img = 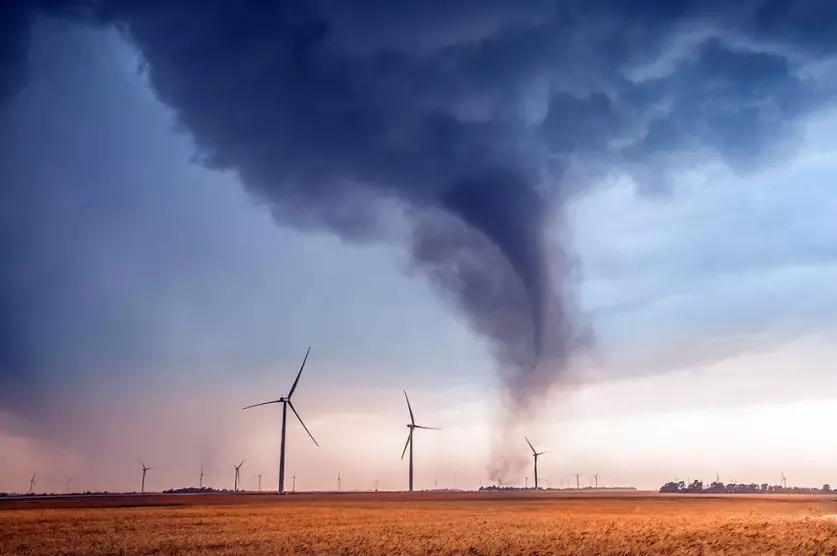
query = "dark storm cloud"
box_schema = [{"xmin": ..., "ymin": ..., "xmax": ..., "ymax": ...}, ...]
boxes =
[{"xmin": 1, "ymin": 0, "xmax": 836, "ymax": 417}]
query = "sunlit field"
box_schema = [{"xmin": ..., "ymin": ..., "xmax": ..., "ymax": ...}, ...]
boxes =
[{"xmin": 3, "ymin": 491, "xmax": 837, "ymax": 555}]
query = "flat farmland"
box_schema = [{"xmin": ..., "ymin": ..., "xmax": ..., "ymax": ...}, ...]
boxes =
[{"xmin": 3, "ymin": 491, "xmax": 837, "ymax": 555}]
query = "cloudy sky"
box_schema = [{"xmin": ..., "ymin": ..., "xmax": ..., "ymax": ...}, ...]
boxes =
[{"xmin": 2, "ymin": 1, "xmax": 837, "ymax": 493}]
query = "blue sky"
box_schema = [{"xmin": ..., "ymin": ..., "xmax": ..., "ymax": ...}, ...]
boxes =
[{"xmin": 2, "ymin": 8, "xmax": 837, "ymax": 493}]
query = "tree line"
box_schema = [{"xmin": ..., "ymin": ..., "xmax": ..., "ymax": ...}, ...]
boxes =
[{"xmin": 659, "ymin": 480, "xmax": 832, "ymax": 494}]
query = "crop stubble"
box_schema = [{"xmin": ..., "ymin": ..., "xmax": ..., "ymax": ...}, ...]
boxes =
[{"xmin": 2, "ymin": 491, "xmax": 837, "ymax": 555}]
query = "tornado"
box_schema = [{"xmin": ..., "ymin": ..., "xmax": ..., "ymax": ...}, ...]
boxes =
[{"xmin": 2, "ymin": 1, "xmax": 835, "ymax": 447}]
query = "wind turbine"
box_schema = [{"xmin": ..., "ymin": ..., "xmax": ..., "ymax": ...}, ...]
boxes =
[
  {"xmin": 66, "ymin": 477, "xmax": 72, "ymax": 493},
  {"xmin": 28, "ymin": 472, "xmax": 36, "ymax": 494},
  {"xmin": 574, "ymin": 472, "xmax": 581, "ymax": 490},
  {"xmin": 401, "ymin": 390, "xmax": 440, "ymax": 492},
  {"xmin": 199, "ymin": 467, "xmax": 204, "ymax": 489},
  {"xmin": 243, "ymin": 347, "xmax": 319, "ymax": 494},
  {"xmin": 291, "ymin": 473, "xmax": 296, "ymax": 493},
  {"xmin": 257, "ymin": 473, "xmax": 263, "ymax": 492},
  {"xmin": 592, "ymin": 473, "xmax": 599, "ymax": 488},
  {"xmin": 234, "ymin": 460, "xmax": 244, "ymax": 492},
  {"xmin": 337, "ymin": 472, "xmax": 341, "ymax": 491},
  {"xmin": 781, "ymin": 473, "xmax": 787, "ymax": 489},
  {"xmin": 525, "ymin": 437, "xmax": 547, "ymax": 489},
  {"xmin": 140, "ymin": 460, "xmax": 152, "ymax": 493}
]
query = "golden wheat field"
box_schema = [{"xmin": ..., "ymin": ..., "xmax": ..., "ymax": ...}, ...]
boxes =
[{"xmin": 2, "ymin": 490, "xmax": 837, "ymax": 555}]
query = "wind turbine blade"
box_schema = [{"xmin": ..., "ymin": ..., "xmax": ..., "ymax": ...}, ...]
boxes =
[
  {"xmin": 413, "ymin": 425, "xmax": 440, "ymax": 430},
  {"xmin": 404, "ymin": 390, "xmax": 415, "ymax": 425},
  {"xmin": 242, "ymin": 399, "xmax": 282, "ymax": 410},
  {"xmin": 536, "ymin": 451, "xmax": 548, "ymax": 456},
  {"xmin": 287, "ymin": 346, "xmax": 311, "ymax": 399},
  {"xmin": 288, "ymin": 400, "xmax": 319, "ymax": 447},
  {"xmin": 140, "ymin": 459, "xmax": 146, "ymax": 468},
  {"xmin": 400, "ymin": 430, "xmax": 412, "ymax": 460},
  {"xmin": 525, "ymin": 436, "xmax": 536, "ymax": 454}
]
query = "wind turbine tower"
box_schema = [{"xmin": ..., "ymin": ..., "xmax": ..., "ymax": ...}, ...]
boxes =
[
  {"xmin": 234, "ymin": 460, "xmax": 244, "ymax": 492},
  {"xmin": 781, "ymin": 473, "xmax": 787, "ymax": 489},
  {"xmin": 292, "ymin": 473, "xmax": 296, "ymax": 493},
  {"xmin": 592, "ymin": 473, "xmax": 599, "ymax": 488},
  {"xmin": 525, "ymin": 437, "xmax": 547, "ymax": 489},
  {"xmin": 28, "ymin": 472, "xmax": 36, "ymax": 495},
  {"xmin": 140, "ymin": 461, "xmax": 152, "ymax": 493},
  {"xmin": 67, "ymin": 477, "xmax": 72, "ymax": 493},
  {"xmin": 337, "ymin": 473, "xmax": 341, "ymax": 491},
  {"xmin": 243, "ymin": 347, "xmax": 319, "ymax": 494},
  {"xmin": 200, "ymin": 468, "xmax": 204, "ymax": 489},
  {"xmin": 401, "ymin": 390, "xmax": 440, "ymax": 492},
  {"xmin": 574, "ymin": 473, "xmax": 581, "ymax": 490},
  {"xmin": 257, "ymin": 473, "xmax": 263, "ymax": 492}
]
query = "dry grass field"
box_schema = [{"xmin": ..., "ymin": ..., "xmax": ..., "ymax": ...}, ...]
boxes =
[{"xmin": 3, "ymin": 490, "xmax": 837, "ymax": 555}]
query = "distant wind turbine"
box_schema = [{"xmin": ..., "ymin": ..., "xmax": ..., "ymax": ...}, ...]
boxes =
[
  {"xmin": 28, "ymin": 472, "xmax": 36, "ymax": 495},
  {"xmin": 574, "ymin": 472, "xmax": 581, "ymax": 490},
  {"xmin": 257, "ymin": 473, "xmax": 263, "ymax": 492},
  {"xmin": 200, "ymin": 467, "xmax": 204, "ymax": 489},
  {"xmin": 243, "ymin": 347, "xmax": 319, "ymax": 494},
  {"xmin": 592, "ymin": 473, "xmax": 599, "ymax": 488},
  {"xmin": 337, "ymin": 472, "xmax": 341, "ymax": 491},
  {"xmin": 781, "ymin": 473, "xmax": 787, "ymax": 489},
  {"xmin": 525, "ymin": 437, "xmax": 547, "ymax": 490},
  {"xmin": 234, "ymin": 460, "xmax": 244, "ymax": 492},
  {"xmin": 140, "ymin": 460, "xmax": 152, "ymax": 494},
  {"xmin": 66, "ymin": 477, "xmax": 72, "ymax": 493},
  {"xmin": 401, "ymin": 390, "xmax": 440, "ymax": 492},
  {"xmin": 292, "ymin": 473, "xmax": 296, "ymax": 493}
]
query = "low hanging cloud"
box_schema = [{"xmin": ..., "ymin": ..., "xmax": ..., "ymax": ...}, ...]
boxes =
[{"xmin": 1, "ymin": 0, "xmax": 836, "ymax": 439}]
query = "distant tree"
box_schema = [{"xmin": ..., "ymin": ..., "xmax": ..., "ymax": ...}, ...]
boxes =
[
  {"xmin": 659, "ymin": 482, "xmax": 681, "ymax": 493},
  {"xmin": 823, "ymin": 484, "xmax": 831, "ymax": 492},
  {"xmin": 706, "ymin": 481, "xmax": 724, "ymax": 493}
]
